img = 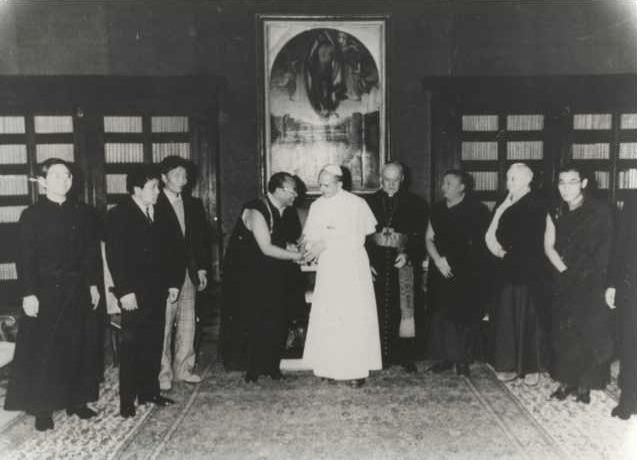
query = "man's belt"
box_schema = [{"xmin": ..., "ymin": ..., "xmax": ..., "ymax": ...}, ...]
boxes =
[{"xmin": 371, "ymin": 231, "xmax": 407, "ymax": 249}]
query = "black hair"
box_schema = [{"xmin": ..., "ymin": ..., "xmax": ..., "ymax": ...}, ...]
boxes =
[
  {"xmin": 267, "ymin": 172, "xmax": 295, "ymax": 193},
  {"xmin": 556, "ymin": 162, "xmax": 597, "ymax": 190},
  {"xmin": 159, "ymin": 155, "xmax": 190, "ymax": 176},
  {"xmin": 443, "ymin": 168, "xmax": 474, "ymax": 194},
  {"xmin": 37, "ymin": 157, "xmax": 72, "ymax": 178},
  {"xmin": 126, "ymin": 164, "xmax": 160, "ymax": 194}
]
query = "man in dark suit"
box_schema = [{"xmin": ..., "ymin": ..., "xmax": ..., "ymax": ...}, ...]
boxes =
[
  {"xmin": 155, "ymin": 156, "xmax": 211, "ymax": 390},
  {"xmin": 105, "ymin": 164, "xmax": 182, "ymax": 418},
  {"xmin": 606, "ymin": 194, "xmax": 637, "ymax": 420}
]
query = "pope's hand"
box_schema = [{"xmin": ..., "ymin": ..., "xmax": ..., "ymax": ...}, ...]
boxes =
[{"xmin": 304, "ymin": 240, "xmax": 326, "ymax": 263}]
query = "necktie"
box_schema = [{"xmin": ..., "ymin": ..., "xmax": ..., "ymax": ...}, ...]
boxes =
[
  {"xmin": 173, "ymin": 195, "xmax": 186, "ymax": 235},
  {"xmin": 145, "ymin": 206, "xmax": 153, "ymax": 224}
]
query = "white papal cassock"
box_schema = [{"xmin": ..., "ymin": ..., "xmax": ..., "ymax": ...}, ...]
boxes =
[{"xmin": 302, "ymin": 189, "xmax": 382, "ymax": 380}]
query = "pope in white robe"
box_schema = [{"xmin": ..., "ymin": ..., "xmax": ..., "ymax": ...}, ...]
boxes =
[{"xmin": 302, "ymin": 165, "xmax": 382, "ymax": 383}]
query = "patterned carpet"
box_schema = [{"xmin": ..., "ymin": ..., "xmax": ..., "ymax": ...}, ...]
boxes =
[{"xmin": 0, "ymin": 338, "xmax": 635, "ymax": 459}]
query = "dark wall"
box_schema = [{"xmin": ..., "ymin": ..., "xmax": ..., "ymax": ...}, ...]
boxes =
[{"xmin": 1, "ymin": 0, "xmax": 635, "ymax": 237}]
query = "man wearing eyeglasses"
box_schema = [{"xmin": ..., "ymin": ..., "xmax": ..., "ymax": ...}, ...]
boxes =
[{"xmin": 220, "ymin": 172, "xmax": 304, "ymax": 383}]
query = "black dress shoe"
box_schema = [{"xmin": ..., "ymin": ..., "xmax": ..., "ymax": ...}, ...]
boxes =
[
  {"xmin": 268, "ymin": 370, "xmax": 285, "ymax": 380},
  {"xmin": 575, "ymin": 390, "xmax": 590, "ymax": 404},
  {"xmin": 66, "ymin": 405, "xmax": 98, "ymax": 419},
  {"xmin": 348, "ymin": 378, "xmax": 366, "ymax": 388},
  {"xmin": 244, "ymin": 373, "xmax": 258, "ymax": 383},
  {"xmin": 550, "ymin": 385, "xmax": 576, "ymax": 401},
  {"xmin": 611, "ymin": 403, "xmax": 637, "ymax": 420},
  {"xmin": 402, "ymin": 362, "xmax": 417, "ymax": 374},
  {"xmin": 139, "ymin": 395, "xmax": 175, "ymax": 406},
  {"xmin": 456, "ymin": 363, "xmax": 470, "ymax": 377},
  {"xmin": 35, "ymin": 415, "xmax": 54, "ymax": 432},
  {"xmin": 120, "ymin": 404, "xmax": 136, "ymax": 418},
  {"xmin": 429, "ymin": 361, "xmax": 453, "ymax": 373}
]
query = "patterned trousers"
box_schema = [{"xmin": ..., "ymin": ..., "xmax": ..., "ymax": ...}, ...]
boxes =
[{"xmin": 159, "ymin": 274, "xmax": 197, "ymax": 384}]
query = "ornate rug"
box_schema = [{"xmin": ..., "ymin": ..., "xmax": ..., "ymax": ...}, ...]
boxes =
[{"xmin": 0, "ymin": 348, "xmax": 635, "ymax": 459}]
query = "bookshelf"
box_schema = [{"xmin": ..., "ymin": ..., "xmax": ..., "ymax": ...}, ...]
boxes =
[
  {"xmin": 101, "ymin": 115, "xmax": 193, "ymax": 209},
  {"xmin": 425, "ymin": 75, "xmax": 636, "ymax": 209},
  {"xmin": 0, "ymin": 77, "xmax": 222, "ymax": 315}
]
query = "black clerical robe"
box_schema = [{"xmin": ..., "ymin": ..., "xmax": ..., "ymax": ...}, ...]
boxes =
[
  {"xmin": 366, "ymin": 189, "xmax": 428, "ymax": 366},
  {"xmin": 5, "ymin": 198, "xmax": 101, "ymax": 414},
  {"xmin": 220, "ymin": 198, "xmax": 301, "ymax": 374}
]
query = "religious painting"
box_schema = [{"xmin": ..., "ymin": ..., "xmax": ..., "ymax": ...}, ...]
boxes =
[{"xmin": 259, "ymin": 16, "xmax": 388, "ymax": 193}]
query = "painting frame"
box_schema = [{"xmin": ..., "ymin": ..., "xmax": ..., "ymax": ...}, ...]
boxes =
[{"xmin": 257, "ymin": 15, "xmax": 389, "ymax": 194}]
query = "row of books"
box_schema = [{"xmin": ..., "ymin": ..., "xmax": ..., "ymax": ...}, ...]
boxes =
[
  {"xmin": 461, "ymin": 113, "xmax": 637, "ymax": 132},
  {"xmin": 506, "ymin": 114, "xmax": 544, "ymax": 131},
  {"xmin": 0, "ymin": 175, "xmax": 28, "ymax": 196},
  {"xmin": 594, "ymin": 171, "xmax": 610, "ymax": 189},
  {"xmin": 34, "ymin": 116, "xmax": 73, "ymax": 134},
  {"xmin": 462, "ymin": 115, "xmax": 499, "ymax": 132},
  {"xmin": 105, "ymin": 174, "xmax": 127, "ymax": 194},
  {"xmin": 461, "ymin": 142, "xmax": 498, "ymax": 161},
  {"xmin": 103, "ymin": 116, "xmax": 190, "ymax": 134},
  {"xmin": 104, "ymin": 116, "xmax": 143, "ymax": 134},
  {"xmin": 618, "ymin": 169, "xmax": 637, "ymax": 189},
  {"xmin": 621, "ymin": 114, "xmax": 637, "ymax": 130},
  {"xmin": 0, "ymin": 263, "xmax": 17, "ymax": 281},
  {"xmin": 0, "ymin": 145, "xmax": 27, "ymax": 164},
  {"xmin": 506, "ymin": 141, "xmax": 543, "ymax": 160},
  {"xmin": 36, "ymin": 144, "xmax": 74, "ymax": 163},
  {"xmin": 0, "ymin": 116, "xmax": 26, "ymax": 135},
  {"xmin": 151, "ymin": 116, "xmax": 189, "ymax": 133},
  {"xmin": 572, "ymin": 143, "xmax": 610, "ymax": 160},
  {"xmin": 619, "ymin": 143, "xmax": 637, "ymax": 160},
  {"xmin": 573, "ymin": 114, "xmax": 612, "ymax": 130},
  {"xmin": 469, "ymin": 171, "xmax": 499, "ymax": 191},
  {"xmin": 152, "ymin": 143, "xmax": 191, "ymax": 163},
  {"xmin": 105, "ymin": 143, "xmax": 144, "ymax": 164},
  {"xmin": 0, "ymin": 205, "xmax": 27, "ymax": 223}
]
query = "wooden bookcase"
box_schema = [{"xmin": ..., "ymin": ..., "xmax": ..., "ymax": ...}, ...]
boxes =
[
  {"xmin": 424, "ymin": 75, "xmax": 637, "ymax": 209},
  {"xmin": 0, "ymin": 77, "xmax": 222, "ymax": 315}
]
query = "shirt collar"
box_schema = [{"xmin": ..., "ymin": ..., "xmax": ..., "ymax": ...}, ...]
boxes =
[
  {"xmin": 163, "ymin": 188, "xmax": 181, "ymax": 204},
  {"xmin": 132, "ymin": 195, "xmax": 153, "ymax": 215}
]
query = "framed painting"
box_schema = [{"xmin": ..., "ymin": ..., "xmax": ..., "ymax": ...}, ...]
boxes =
[{"xmin": 258, "ymin": 16, "xmax": 388, "ymax": 193}]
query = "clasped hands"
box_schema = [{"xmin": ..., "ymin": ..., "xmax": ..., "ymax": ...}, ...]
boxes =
[{"xmin": 288, "ymin": 238, "xmax": 326, "ymax": 265}]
